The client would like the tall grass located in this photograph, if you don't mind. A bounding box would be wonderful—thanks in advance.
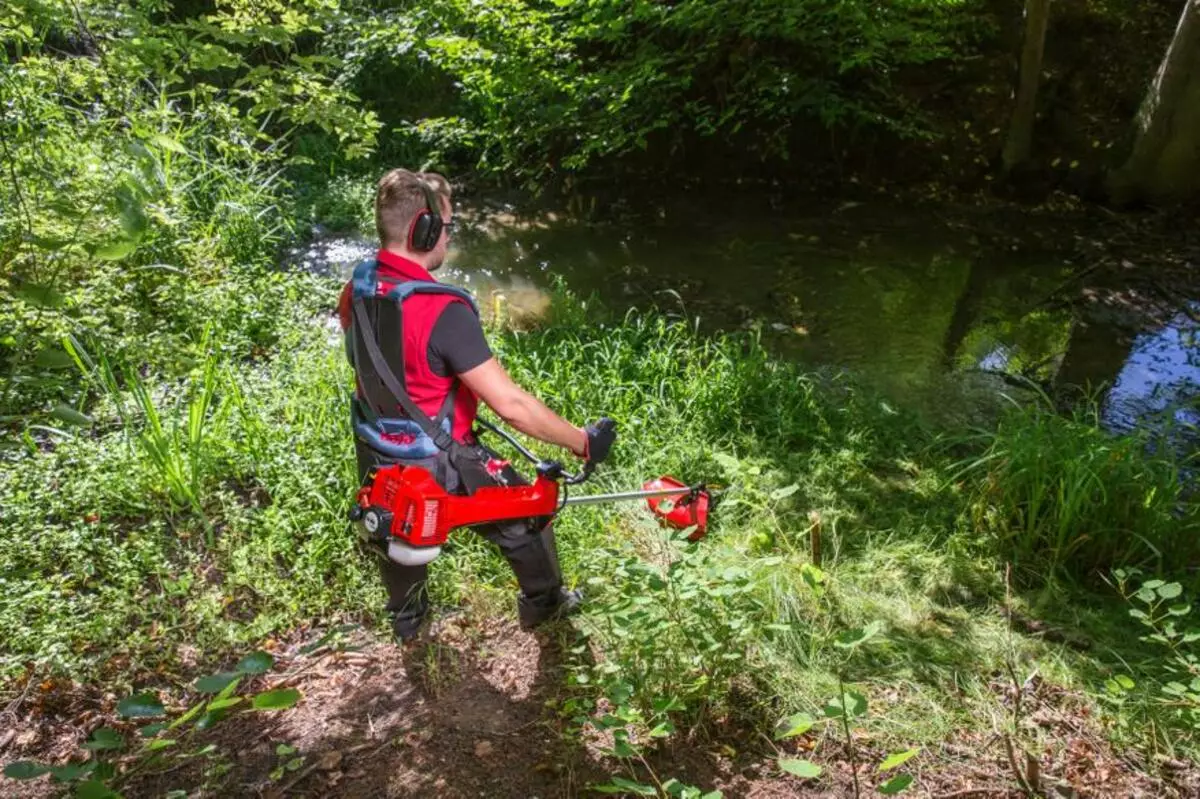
[956,399,1200,582]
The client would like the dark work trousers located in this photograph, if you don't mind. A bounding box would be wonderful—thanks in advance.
[355,438,564,639]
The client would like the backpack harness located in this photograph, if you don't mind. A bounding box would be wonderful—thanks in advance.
[346,258,479,462]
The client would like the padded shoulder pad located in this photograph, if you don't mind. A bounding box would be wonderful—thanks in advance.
[385,281,479,315]
[351,259,379,298]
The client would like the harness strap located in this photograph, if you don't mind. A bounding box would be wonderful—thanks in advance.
[351,296,457,454]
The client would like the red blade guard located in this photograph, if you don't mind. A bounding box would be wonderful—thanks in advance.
[643,477,709,541]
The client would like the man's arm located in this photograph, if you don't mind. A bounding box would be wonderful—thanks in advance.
[458,358,588,457]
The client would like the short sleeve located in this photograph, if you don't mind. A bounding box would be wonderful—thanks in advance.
[427,302,493,378]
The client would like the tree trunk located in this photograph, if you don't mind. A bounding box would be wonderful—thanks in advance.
[1108,0,1200,204]
[1002,0,1052,172]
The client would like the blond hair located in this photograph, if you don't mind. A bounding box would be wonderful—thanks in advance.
[374,169,452,248]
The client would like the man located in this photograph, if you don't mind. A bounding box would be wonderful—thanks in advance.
[337,168,616,642]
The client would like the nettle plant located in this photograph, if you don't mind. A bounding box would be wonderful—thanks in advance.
[1103,569,1200,746]
[4,651,300,798]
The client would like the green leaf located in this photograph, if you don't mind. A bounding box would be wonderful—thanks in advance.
[835,622,883,650]
[167,701,204,730]
[275,744,297,756]
[770,484,799,500]
[83,727,125,751]
[216,676,243,700]
[1114,674,1136,691]
[773,712,816,740]
[1158,583,1183,600]
[1143,580,1165,590]
[4,761,51,779]
[648,721,675,738]
[878,748,920,772]
[93,240,137,261]
[145,739,176,751]
[118,692,164,718]
[195,672,239,694]
[51,403,94,427]
[779,759,822,778]
[206,697,243,711]
[138,723,167,738]
[11,282,66,307]
[824,690,868,720]
[879,773,915,794]
[34,349,75,369]
[49,762,93,781]
[235,651,273,675]
[252,688,301,710]
[700,793,723,799]
[75,779,120,799]
[150,133,187,154]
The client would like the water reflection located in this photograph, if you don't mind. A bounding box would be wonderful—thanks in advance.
[1104,306,1200,433]
[285,203,1200,437]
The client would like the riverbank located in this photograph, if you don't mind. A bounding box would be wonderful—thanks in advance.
[4,288,1200,796]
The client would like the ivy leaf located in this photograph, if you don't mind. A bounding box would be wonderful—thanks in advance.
[879,773,915,794]
[251,688,301,710]
[773,712,815,740]
[878,748,920,772]
[779,759,822,778]
[117,692,164,718]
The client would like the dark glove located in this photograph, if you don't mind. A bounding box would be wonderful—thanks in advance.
[582,417,617,465]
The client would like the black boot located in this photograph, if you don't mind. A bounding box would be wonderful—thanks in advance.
[518,586,583,630]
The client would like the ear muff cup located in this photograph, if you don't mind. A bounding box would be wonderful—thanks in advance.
[408,180,444,252]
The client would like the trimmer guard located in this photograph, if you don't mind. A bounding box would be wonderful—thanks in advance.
[642,476,710,540]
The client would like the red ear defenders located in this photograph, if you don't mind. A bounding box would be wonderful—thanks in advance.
[408,179,445,252]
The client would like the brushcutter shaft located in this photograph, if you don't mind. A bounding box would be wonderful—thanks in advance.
[563,486,698,506]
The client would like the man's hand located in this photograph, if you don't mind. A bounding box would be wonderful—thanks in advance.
[582,417,616,464]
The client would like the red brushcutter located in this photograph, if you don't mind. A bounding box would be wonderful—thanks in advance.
[350,419,710,566]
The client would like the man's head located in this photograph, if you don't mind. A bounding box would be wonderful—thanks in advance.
[375,168,454,270]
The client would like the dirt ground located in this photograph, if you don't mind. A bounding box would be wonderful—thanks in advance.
[2,616,1198,799]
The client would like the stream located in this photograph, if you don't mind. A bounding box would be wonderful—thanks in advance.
[289,197,1200,438]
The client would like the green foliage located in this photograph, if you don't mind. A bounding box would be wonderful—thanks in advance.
[5,649,299,795]
[1,0,376,424]
[957,400,1199,581]
[1102,570,1200,756]
[332,0,981,183]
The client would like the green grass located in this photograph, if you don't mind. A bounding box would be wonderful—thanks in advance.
[3,286,1200,777]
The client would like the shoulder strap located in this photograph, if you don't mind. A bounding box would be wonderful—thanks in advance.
[386,280,480,314]
[351,296,456,453]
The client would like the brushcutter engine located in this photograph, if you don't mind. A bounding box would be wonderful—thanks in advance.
[350,422,710,566]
